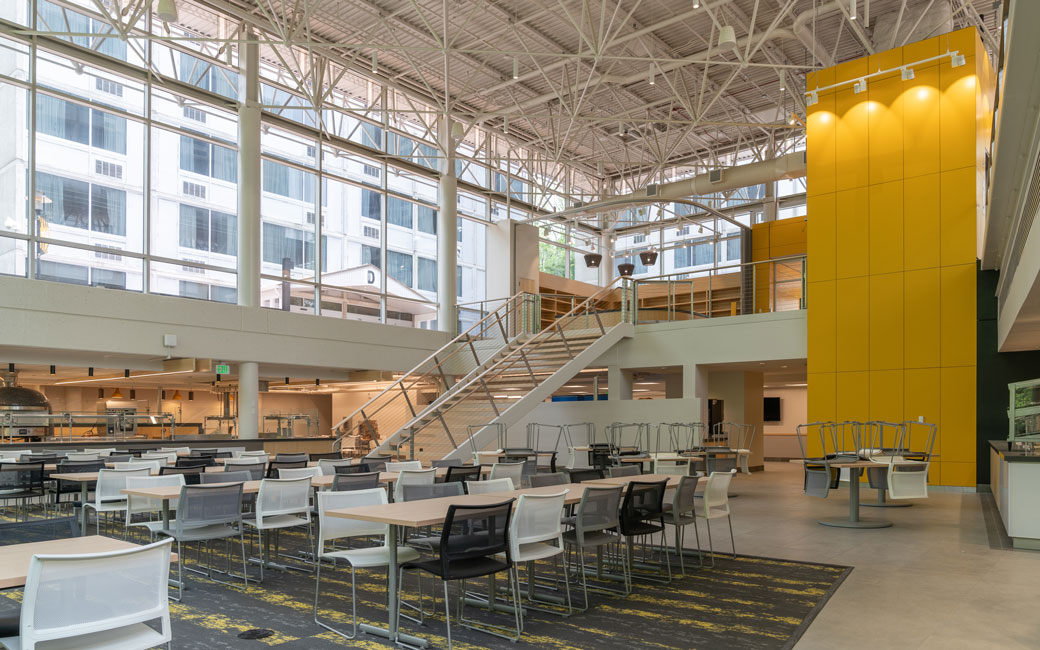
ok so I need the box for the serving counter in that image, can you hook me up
[990,440,1040,549]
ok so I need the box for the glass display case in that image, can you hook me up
[1009,378,1040,441]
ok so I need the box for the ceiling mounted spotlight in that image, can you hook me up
[639,250,659,266]
[512,57,519,80]
[951,52,966,68]
[584,253,603,268]
[901,67,915,81]
[778,72,786,92]
[617,262,635,277]
[853,78,866,94]
[503,116,509,134]
[157,0,178,23]
[806,90,819,106]
[450,120,464,141]
[849,0,857,20]
[370,52,378,74]
[788,113,797,125]
[648,63,655,85]
[618,121,625,136]
[692,1,700,8]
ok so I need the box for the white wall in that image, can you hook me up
[762,386,806,459]
[0,274,449,373]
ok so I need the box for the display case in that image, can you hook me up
[1008,378,1040,441]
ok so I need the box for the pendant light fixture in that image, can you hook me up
[111,388,124,399]
[617,262,635,277]
[157,0,179,23]
[584,253,603,268]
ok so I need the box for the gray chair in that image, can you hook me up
[664,475,700,574]
[401,482,465,552]
[566,468,605,483]
[527,472,568,488]
[156,483,248,600]
[364,457,391,473]
[274,453,310,463]
[224,462,265,481]
[562,485,627,610]
[201,470,253,484]
[431,459,463,468]
[332,473,381,491]
[607,465,641,478]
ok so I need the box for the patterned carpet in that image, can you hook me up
[0,518,850,649]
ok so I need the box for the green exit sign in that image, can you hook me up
[215,363,231,375]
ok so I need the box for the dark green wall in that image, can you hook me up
[977,264,1040,484]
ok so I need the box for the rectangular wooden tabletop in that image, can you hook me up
[326,483,586,528]
[0,536,177,589]
[584,473,684,488]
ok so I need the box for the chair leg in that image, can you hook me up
[510,567,522,641]
[443,580,453,650]
[675,525,685,575]
[705,517,715,568]
[174,540,184,601]
[727,514,736,558]
[693,518,704,567]
[240,532,249,590]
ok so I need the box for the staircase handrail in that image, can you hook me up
[331,291,536,441]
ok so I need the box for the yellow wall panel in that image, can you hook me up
[940,167,978,267]
[904,268,941,368]
[940,264,976,367]
[807,194,835,282]
[868,73,904,184]
[902,35,941,66]
[869,272,904,370]
[807,280,836,374]
[870,370,904,423]
[751,223,770,262]
[902,64,941,179]
[836,371,870,422]
[904,173,941,270]
[939,56,977,172]
[946,27,979,58]
[835,187,868,279]
[835,276,869,372]
[807,93,836,197]
[869,180,904,275]
[835,88,870,191]
[835,57,868,84]
[904,368,941,434]
[940,366,976,464]
[807,372,836,424]
[940,462,975,488]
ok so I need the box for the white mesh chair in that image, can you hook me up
[653,457,691,476]
[93,448,117,457]
[314,488,421,639]
[562,485,627,610]
[278,467,322,480]
[225,455,269,468]
[66,452,100,461]
[84,468,150,535]
[243,477,314,581]
[0,538,173,650]
[125,474,185,541]
[317,459,354,476]
[239,450,268,458]
[225,447,246,458]
[564,447,578,471]
[489,462,525,489]
[473,450,502,466]
[507,491,571,627]
[465,478,514,495]
[386,460,423,472]
[158,447,190,455]
[393,469,436,502]
[694,470,736,567]
[113,460,162,475]
[141,452,177,467]
[157,483,249,600]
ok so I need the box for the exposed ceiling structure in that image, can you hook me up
[178,0,1000,191]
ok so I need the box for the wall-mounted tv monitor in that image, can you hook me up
[763,397,781,422]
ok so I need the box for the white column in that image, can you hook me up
[237,30,261,440]
[437,116,458,332]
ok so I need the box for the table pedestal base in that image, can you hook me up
[817,517,892,529]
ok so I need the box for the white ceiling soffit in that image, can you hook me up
[184,0,997,183]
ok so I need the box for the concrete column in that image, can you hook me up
[608,366,632,402]
[437,116,458,331]
[236,30,261,440]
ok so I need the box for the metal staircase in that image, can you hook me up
[331,292,540,454]
[367,278,636,462]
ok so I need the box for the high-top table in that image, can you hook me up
[325,483,586,647]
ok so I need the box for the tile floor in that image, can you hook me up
[733,462,1040,650]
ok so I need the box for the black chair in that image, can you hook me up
[160,466,204,486]
[115,449,145,458]
[47,459,105,506]
[536,451,558,473]
[0,462,46,517]
[331,472,381,492]
[444,465,482,489]
[309,452,342,462]
[397,500,520,649]
[566,468,605,483]
[364,456,392,473]
[189,448,219,457]
[273,453,310,463]
[210,451,233,459]
[267,460,308,478]
[106,454,134,464]
[527,472,568,488]
[587,444,616,470]
[619,480,671,583]
[0,516,79,545]
[334,463,371,475]
[224,462,265,481]
[201,470,252,484]
[24,454,58,463]
[176,458,216,469]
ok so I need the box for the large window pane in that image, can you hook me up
[35,94,89,145]
[361,189,381,221]
[36,243,142,292]
[418,205,436,235]
[387,196,412,228]
[418,257,436,292]
[388,250,412,288]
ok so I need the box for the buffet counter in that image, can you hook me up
[990,440,1040,549]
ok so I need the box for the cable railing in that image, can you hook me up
[331,291,539,452]
[394,278,635,461]
[630,255,806,324]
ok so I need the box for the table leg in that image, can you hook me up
[863,484,912,509]
[162,498,171,530]
[359,523,429,648]
[78,483,89,535]
[818,468,893,529]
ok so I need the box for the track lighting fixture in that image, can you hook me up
[901,67,915,81]
[951,53,966,68]
[853,78,866,94]
[806,90,819,106]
